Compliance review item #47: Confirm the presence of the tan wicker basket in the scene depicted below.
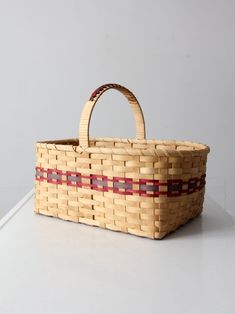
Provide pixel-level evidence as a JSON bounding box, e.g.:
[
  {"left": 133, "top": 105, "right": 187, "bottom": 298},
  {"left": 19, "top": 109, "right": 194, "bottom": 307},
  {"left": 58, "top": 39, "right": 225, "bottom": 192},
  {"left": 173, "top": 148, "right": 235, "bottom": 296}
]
[{"left": 35, "top": 83, "right": 210, "bottom": 239}]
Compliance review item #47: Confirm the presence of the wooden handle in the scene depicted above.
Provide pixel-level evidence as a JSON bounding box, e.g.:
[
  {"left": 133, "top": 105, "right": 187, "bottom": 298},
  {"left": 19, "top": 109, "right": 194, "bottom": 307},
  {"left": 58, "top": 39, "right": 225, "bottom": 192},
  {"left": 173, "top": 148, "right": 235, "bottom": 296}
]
[{"left": 79, "top": 83, "right": 146, "bottom": 149}]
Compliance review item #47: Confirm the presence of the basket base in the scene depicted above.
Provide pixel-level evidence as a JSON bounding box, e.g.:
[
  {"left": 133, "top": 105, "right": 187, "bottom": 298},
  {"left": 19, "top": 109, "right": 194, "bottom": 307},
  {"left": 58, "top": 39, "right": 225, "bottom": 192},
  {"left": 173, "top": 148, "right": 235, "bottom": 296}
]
[{"left": 34, "top": 205, "right": 203, "bottom": 240}]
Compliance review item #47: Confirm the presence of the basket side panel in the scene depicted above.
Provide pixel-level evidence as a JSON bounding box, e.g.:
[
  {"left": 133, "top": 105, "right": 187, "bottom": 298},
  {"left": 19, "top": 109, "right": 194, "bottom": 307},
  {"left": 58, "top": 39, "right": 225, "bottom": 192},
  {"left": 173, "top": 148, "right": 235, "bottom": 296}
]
[
  {"left": 34, "top": 146, "right": 160, "bottom": 238},
  {"left": 34, "top": 143, "right": 208, "bottom": 239},
  {"left": 154, "top": 189, "right": 205, "bottom": 239}
]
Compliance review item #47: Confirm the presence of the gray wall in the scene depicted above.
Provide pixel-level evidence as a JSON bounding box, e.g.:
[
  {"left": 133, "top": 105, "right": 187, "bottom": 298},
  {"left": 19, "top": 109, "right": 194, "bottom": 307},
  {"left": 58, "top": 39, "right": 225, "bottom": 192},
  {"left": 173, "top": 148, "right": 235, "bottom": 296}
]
[{"left": 0, "top": 0, "right": 234, "bottom": 218}]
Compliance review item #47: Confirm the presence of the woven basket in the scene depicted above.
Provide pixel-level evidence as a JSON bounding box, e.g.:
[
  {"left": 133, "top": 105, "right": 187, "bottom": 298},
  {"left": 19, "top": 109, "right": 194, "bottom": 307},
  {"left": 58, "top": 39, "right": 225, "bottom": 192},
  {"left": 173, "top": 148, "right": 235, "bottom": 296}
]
[{"left": 35, "top": 83, "right": 210, "bottom": 239}]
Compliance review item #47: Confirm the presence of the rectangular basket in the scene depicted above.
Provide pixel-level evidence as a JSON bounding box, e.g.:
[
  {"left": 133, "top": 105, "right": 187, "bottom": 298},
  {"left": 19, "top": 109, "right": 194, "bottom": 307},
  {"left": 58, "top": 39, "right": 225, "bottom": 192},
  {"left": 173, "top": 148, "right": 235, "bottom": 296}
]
[{"left": 35, "top": 83, "right": 210, "bottom": 239}]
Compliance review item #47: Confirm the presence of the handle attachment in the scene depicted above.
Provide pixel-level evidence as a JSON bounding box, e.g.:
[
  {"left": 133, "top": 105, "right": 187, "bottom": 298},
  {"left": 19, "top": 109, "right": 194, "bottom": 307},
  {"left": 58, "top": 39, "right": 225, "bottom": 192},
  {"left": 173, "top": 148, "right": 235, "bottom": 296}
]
[{"left": 79, "top": 83, "right": 146, "bottom": 149}]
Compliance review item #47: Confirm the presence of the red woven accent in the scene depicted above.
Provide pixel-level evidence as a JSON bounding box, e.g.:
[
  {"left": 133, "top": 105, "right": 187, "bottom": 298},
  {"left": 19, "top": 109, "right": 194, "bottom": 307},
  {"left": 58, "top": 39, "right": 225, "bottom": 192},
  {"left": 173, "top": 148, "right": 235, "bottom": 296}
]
[
  {"left": 139, "top": 178, "right": 160, "bottom": 197},
  {"left": 89, "top": 84, "right": 114, "bottom": 101},
  {"left": 90, "top": 174, "right": 108, "bottom": 192},
  {"left": 167, "top": 179, "right": 183, "bottom": 197},
  {"left": 35, "top": 167, "right": 45, "bottom": 182},
  {"left": 113, "top": 177, "right": 133, "bottom": 195},
  {"left": 66, "top": 171, "right": 82, "bottom": 187},
  {"left": 47, "top": 169, "right": 63, "bottom": 185},
  {"left": 35, "top": 167, "right": 206, "bottom": 197}
]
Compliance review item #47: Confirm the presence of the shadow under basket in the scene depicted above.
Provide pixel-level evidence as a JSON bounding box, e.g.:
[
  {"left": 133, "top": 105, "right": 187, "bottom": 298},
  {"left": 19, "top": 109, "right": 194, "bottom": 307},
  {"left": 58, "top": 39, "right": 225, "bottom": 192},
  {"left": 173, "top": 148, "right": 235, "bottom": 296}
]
[{"left": 34, "top": 83, "right": 210, "bottom": 239}]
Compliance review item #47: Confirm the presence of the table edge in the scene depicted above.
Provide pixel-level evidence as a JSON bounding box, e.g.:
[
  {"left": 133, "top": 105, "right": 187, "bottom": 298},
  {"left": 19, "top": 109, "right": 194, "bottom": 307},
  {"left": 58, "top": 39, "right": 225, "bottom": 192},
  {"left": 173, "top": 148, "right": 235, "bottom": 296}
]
[{"left": 0, "top": 189, "right": 34, "bottom": 230}]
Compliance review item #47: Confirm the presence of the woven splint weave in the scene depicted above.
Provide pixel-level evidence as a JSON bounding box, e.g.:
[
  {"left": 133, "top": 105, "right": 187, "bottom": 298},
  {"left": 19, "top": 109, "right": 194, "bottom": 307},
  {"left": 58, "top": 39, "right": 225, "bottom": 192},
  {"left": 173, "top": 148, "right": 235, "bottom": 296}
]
[{"left": 35, "top": 83, "right": 210, "bottom": 239}]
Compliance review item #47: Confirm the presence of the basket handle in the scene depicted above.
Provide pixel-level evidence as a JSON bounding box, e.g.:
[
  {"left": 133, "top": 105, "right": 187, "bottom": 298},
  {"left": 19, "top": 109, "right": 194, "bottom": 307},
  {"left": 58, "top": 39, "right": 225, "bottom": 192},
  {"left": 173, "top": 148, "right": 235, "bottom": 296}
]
[{"left": 79, "top": 83, "right": 146, "bottom": 149}]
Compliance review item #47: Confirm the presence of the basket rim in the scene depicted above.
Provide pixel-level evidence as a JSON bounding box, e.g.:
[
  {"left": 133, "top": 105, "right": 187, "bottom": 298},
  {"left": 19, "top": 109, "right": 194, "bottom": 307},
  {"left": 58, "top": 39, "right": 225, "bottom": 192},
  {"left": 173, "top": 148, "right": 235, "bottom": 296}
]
[{"left": 36, "top": 137, "right": 210, "bottom": 157}]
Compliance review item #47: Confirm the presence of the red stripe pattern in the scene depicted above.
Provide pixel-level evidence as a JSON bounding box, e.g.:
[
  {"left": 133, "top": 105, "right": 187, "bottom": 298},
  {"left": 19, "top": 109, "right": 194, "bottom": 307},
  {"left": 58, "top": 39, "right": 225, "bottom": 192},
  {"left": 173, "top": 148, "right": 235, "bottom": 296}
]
[
  {"left": 36, "top": 167, "right": 206, "bottom": 197},
  {"left": 89, "top": 83, "right": 125, "bottom": 101},
  {"left": 89, "top": 84, "right": 111, "bottom": 101}
]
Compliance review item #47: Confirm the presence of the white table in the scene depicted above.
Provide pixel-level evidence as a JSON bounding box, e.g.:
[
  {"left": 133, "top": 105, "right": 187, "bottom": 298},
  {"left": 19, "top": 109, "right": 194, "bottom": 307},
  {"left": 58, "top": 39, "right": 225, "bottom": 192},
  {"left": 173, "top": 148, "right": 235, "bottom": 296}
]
[{"left": 0, "top": 192, "right": 234, "bottom": 314}]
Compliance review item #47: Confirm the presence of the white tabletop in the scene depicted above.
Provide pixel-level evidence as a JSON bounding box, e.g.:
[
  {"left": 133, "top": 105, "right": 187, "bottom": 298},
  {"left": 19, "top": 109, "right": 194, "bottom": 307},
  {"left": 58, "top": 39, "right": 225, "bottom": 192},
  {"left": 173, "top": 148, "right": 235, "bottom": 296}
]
[{"left": 0, "top": 192, "right": 234, "bottom": 314}]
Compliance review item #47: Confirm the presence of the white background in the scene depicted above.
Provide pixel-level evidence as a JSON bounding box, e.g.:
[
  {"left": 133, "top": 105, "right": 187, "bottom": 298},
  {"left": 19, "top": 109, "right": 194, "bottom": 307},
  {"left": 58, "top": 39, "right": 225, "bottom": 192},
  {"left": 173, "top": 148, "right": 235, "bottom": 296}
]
[{"left": 0, "top": 0, "right": 234, "bottom": 218}]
